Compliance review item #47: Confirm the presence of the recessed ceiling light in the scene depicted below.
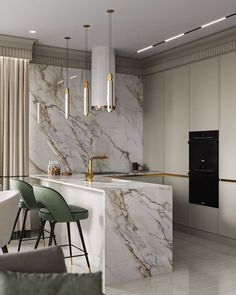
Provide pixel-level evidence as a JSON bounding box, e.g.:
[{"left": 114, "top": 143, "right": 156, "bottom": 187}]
[
  {"left": 29, "top": 30, "right": 37, "bottom": 34},
  {"left": 136, "top": 12, "right": 236, "bottom": 54}
]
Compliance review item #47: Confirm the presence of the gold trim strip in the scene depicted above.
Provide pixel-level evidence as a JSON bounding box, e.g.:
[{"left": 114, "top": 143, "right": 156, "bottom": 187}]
[
  {"left": 220, "top": 179, "right": 236, "bottom": 183},
  {"left": 110, "top": 173, "right": 236, "bottom": 183},
  {"left": 111, "top": 173, "right": 189, "bottom": 178},
  {"left": 164, "top": 173, "right": 189, "bottom": 178}
]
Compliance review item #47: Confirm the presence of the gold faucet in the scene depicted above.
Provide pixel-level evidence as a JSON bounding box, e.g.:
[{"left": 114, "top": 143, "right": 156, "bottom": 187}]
[{"left": 84, "top": 155, "right": 109, "bottom": 181}]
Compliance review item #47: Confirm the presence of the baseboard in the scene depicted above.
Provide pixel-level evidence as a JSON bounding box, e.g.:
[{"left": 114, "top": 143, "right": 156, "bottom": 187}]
[{"left": 174, "top": 223, "right": 236, "bottom": 248}]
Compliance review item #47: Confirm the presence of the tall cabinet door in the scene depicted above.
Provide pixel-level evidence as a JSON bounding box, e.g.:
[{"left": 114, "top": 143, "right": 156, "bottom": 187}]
[
  {"left": 220, "top": 51, "right": 236, "bottom": 180},
  {"left": 219, "top": 51, "right": 236, "bottom": 239},
  {"left": 190, "top": 57, "right": 219, "bottom": 131},
  {"left": 144, "top": 72, "right": 165, "bottom": 171},
  {"left": 165, "top": 65, "right": 189, "bottom": 175},
  {"left": 164, "top": 65, "right": 189, "bottom": 226}
]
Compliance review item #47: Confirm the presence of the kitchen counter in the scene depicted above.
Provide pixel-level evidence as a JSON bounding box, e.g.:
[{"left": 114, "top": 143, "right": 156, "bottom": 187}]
[
  {"left": 31, "top": 172, "right": 163, "bottom": 192},
  {"left": 30, "top": 173, "right": 172, "bottom": 286}
]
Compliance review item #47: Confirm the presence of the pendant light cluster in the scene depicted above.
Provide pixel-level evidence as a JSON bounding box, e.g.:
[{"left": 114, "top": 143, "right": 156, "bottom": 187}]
[
  {"left": 62, "top": 9, "right": 115, "bottom": 119},
  {"left": 36, "top": 9, "right": 115, "bottom": 122}
]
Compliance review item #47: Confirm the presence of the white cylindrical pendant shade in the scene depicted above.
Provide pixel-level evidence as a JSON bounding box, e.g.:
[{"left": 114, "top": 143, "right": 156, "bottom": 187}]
[
  {"left": 91, "top": 46, "right": 115, "bottom": 110},
  {"left": 65, "top": 88, "right": 70, "bottom": 119}
]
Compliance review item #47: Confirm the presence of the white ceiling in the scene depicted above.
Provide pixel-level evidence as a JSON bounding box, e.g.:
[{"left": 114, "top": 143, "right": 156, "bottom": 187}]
[{"left": 1, "top": 0, "right": 236, "bottom": 58}]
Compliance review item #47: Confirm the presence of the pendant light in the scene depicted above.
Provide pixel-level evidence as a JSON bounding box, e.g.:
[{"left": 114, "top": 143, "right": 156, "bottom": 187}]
[
  {"left": 91, "top": 10, "right": 115, "bottom": 111},
  {"left": 83, "top": 25, "right": 90, "bottom": 116},
  {"left": 64, "top": 36, "right": 71, "bottom": 119},
  {"left": 107, "top": 9, "right": 114, "bottom": 112}
]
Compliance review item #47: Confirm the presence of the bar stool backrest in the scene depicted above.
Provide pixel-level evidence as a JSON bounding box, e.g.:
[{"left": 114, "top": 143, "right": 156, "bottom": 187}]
[
  {"left": 33, "top": 185, "right": 73, "bottom": 222},
  {"left": 10, "top": 179, "right": 38, "bottom": 210}
]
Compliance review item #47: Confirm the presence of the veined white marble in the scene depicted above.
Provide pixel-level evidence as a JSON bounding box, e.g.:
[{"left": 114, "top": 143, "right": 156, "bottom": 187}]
[
  {"left": 31, "top": 174, "right": 172, "bottom": 286},
  {"left": 29, "top": 64, "right": 143, "bottom": 174}
]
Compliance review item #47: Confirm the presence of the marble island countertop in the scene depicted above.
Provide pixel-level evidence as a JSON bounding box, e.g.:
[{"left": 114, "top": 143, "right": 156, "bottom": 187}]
[
  {"left": 30, "top": 171, "right": 165, "bottom": 193},
  {"left": 30, "top": 172, "right": 172, "bottom": 286}
]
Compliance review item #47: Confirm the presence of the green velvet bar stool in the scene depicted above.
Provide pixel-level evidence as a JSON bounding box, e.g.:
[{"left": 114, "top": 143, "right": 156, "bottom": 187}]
[
  {"left": 33, "top": 185, "right": 91, "bottom": 272},
  {"left": 9, "top": 179, "right": 46, "bottom": 252}
]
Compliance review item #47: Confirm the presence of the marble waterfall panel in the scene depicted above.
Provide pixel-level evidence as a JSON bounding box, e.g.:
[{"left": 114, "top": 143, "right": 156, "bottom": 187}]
[
  {"left": 105, "top": 185, "right": 173, "bottom": 285},
  {"left": 29, "top": 64, "right": 143, "bottom": 174}
]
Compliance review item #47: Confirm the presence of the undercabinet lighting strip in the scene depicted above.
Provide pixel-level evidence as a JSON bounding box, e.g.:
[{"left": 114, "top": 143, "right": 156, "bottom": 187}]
[{"left": 137, "top": 12, "right": 236, "bottom": 53}]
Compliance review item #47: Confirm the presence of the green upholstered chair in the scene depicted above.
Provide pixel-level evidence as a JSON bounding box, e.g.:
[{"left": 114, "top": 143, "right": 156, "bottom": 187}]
[
  {"left": 9, "top": 179, "right": 46, "bottom": 252},
  {"left": 33, "top": 185, "right": 90, "bottom": 272}
]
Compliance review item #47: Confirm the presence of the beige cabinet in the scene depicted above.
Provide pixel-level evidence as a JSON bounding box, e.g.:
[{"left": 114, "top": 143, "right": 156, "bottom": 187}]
[
  {"left": 189, "top": 57, "right": 219, "bottom": 131},
  {"left": 164, "top": 176, "right": 189, "bottom": 226},
  {"left": 219, "top": 181, "right": 236, "bottom": 239},
  {"left": 165, "top": 65, "right": 189, "bottom": 174},
  {"left": 220, "top": 51, "right": 236, "bottom": 179},
  {"left": 190, "top": 204, "right": 219, "bottom": 234},
  {"left": 143, "top": 72, "right": 165, "bottom": 171}
]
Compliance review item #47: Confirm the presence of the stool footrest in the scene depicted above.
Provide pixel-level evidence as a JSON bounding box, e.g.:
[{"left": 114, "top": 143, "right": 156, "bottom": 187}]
[
  {"left": 64, "top": 254, "right": 87, "bottom": 259},
  {"left": 59, "top": 243, "right": 88, "bottom": 259},
  {"left": 13, "top": 229, "right": 51, "bottom": 242}
]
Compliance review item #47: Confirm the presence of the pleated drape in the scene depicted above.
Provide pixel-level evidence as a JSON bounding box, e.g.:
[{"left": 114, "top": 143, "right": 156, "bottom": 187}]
[{"left": 0, "top": 57, "right": 29, "bottom": 189}]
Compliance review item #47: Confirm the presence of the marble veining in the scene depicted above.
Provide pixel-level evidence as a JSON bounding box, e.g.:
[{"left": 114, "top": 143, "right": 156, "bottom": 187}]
[
  {"left": 105, "top": 186, "right": 172, "bottom": 285},
  {"left": 29, "top": 64, "right": 143, "bottom": 174},
  {"left": 31, "top": 174, "right": 173, "bottom": 285}
]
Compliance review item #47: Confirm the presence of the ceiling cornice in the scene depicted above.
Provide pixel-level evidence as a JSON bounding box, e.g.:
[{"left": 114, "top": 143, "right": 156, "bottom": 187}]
[
  {"left": 32, "top": 44, "right": 142, "bottom": 75},
  {"left": 32, "top": 44, "right": 90, "bottom": 69},
  {"left": 31, "top": 27, "right": 236, "bottom": 76},
  {"left": 142, "top": 26, "right": 236, "bottom": 75},
  {"left": 1, "top": 26, "right": 236, "bottom": 74},
  {"left": 0, "top": 34, "right": 35, "bottom": 60}
]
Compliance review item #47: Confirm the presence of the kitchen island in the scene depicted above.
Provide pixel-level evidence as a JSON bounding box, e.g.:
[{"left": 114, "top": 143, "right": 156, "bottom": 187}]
[{"left": 30, "top": 174, "right": 172, "bottom": 286}]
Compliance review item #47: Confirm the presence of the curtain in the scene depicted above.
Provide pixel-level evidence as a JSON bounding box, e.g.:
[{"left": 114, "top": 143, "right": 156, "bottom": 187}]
[{"left": 0, "top": 57, "right": 29, "bottom": 190}]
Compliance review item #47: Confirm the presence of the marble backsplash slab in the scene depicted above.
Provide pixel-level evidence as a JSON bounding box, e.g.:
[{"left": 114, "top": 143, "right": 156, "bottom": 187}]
[{"left": 29, "top": 64, "right": 143, "bottom": 174}]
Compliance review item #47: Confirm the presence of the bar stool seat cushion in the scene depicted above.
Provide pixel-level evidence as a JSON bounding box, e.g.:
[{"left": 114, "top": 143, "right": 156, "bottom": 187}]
[{"left": 39, "top": 205, "right": 88, "bottom": 222}]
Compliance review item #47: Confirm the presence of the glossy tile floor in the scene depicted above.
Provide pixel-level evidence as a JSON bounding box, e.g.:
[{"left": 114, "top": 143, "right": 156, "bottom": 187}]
[
  {"left": 8, "top": 230, "right": 236, "bottom": 295},
  {"left": 107, "top": 231, "right": 236, "bottom": 295}
]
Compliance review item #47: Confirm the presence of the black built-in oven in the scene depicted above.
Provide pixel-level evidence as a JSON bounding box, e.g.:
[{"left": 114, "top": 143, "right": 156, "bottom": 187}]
[{"left": 189, "top": 130, "right": 219, "bottom": 208}]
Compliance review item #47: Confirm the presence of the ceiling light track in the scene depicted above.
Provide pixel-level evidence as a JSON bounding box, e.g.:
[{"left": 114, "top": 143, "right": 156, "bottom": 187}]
[{"left": 137, "top": 11, "right": 236, "bottom": 53}]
